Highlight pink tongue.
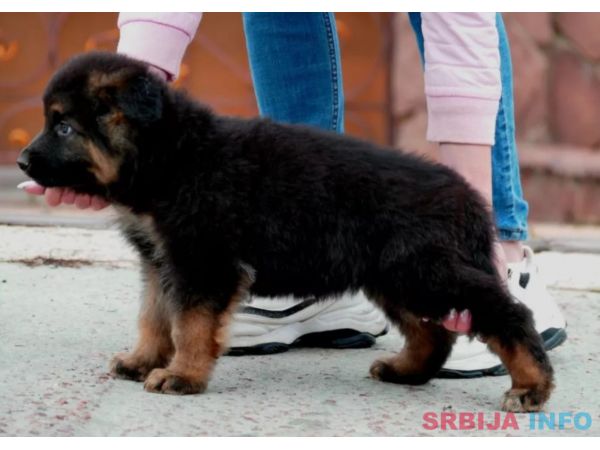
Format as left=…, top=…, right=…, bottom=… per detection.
left=17, top=181, right=46, bottom=195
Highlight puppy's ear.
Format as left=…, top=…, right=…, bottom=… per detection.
left=116, top=74, right=164, bottom=123
left=89, top=69, right=164, bottom=124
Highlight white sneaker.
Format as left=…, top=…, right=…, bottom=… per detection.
left=439, top=245, right=567, bottom=378
left=227, top=291, right=389, bottom=355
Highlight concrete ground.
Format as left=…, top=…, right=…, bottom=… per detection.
left=1, top=223, right=599, bottom=436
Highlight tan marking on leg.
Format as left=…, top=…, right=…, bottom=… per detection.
left=144, top=275, right=251, bottom=395
left=110, top=265, right=173, bottom=381
left=214, top=272, right=252, bottom=354
left=142, top=308, right=223, bottom=394
left=134, top=267, right=173, bottom=363
left=487, top=338, right=554, bottom=412
left=86, top=140, right=119, bottom=184
left=488, top=339, right=549, bottom=389
left=371, top=314, right=433, bottom=378
left=370, top=312, right=455, bottom=385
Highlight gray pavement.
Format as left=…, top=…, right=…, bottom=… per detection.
left=1, top=224, right=599, bottom=436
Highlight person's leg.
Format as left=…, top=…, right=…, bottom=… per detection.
left=491, top=13, right=529, bottom=260
left=408, top=12, right=528, bottom=246
left=243, top=12, right=344, bottom=133
left=226, top=13, right=386, bottom=355
left=408, top=12, right=566, bottom=377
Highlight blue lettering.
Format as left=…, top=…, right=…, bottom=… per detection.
left=539, top=412, right=555, bottom=430
left=574, top=412, right=592, bottom=430
left=558, top=412, right=573, bottom=429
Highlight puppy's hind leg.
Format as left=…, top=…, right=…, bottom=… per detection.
left=474, top=284, right=554, bottom=412
left=454, top=266, right=555, bottom=412
left=110, top=264, right=174, bottom=381
left=367, top=299, right=456, bottom=385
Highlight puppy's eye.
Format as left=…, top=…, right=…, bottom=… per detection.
left=56, top=121, right=73, bottom=137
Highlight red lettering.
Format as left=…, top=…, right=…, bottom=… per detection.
left=422, top=412, right=438, bottom=430
left=441, top=412, right=457, bottom=430
left=459, top=412, right=475, bottom=430
left=478, top=412, right=486, bottom=430
left=503, top=412, right=520, bottom=430
left=486, top=412, right=500, bottom=430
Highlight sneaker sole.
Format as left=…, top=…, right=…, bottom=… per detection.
left=436, top=327, right=568, bottom=379
left=226, top=325, right=389, bottom=356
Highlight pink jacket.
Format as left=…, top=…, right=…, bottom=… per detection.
left=117, top=12, right=501, bottom=145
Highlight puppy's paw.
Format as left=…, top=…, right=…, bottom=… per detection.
left=369, top=358, right=391, bottom=381
left=109, top=352, right=154, bottom=382
left=370, top=358, right=409, bottom=383
left=501, top=388, right=546, bottom=413
left=143, top=368, right=207, bottom=395
left=369, top=358, right=431, bottom=385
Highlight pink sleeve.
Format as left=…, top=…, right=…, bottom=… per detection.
left=117, top=13, right=202, bottom=80
left=421, top=13, right=501, bottom=145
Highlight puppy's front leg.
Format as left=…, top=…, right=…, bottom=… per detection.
left=111, top=264, right=173, bottom=381
left=143, top=283, right=246, bottom=395
left=142, top=306, right=225, bottom=394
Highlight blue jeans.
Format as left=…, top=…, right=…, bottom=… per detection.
left=243, top=13, right=344, bottom=133
left=243, top=13, right=528, bottom=241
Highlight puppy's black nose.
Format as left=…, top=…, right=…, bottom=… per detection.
left=16, top=154, right=30, bottom=171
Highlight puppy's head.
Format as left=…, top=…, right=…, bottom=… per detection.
left=17, top=51, right=166, bottom=195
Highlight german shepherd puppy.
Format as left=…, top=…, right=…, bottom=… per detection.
left=17, top=52, right=553, bottom=412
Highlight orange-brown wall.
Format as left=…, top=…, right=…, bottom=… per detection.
left=0, top=12, right=391, bottom=164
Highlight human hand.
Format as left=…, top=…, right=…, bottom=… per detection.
left=17, top=181, right=109, bottom=210
left=423, top=308, right=472, bottom=334
left=441, top=308, right=472, bottom=333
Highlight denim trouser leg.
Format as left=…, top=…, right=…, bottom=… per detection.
left=409, top=13, right=529, bottom=241
left=242, top=13, right=344, bottom=133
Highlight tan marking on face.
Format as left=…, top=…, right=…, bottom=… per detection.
left=49, top=102, right=64, bottom=114
left=102, top=110, right=131, bottom=151
left=107, top=110, right=125, bottom=126
left=86, top=140, right=119, bottom=184
left=88, top=70, right=127, bottom=91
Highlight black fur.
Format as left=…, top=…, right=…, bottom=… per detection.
left=18, top=52, right=553, bottom=409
